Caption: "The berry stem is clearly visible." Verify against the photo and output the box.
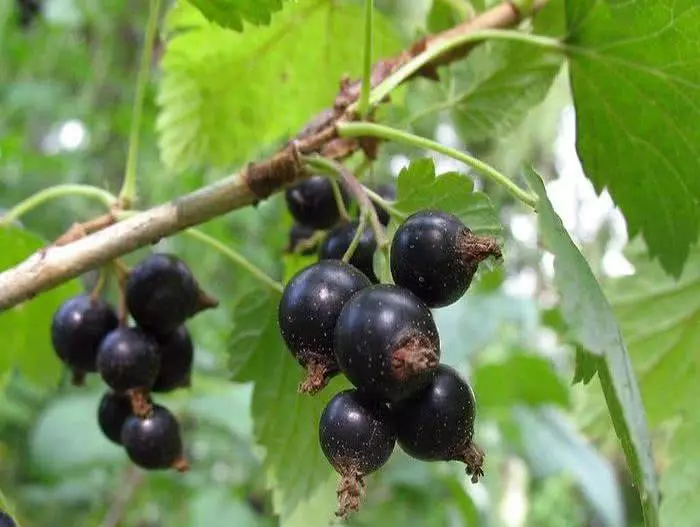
[337,122,539,210]
[90,269,107,301]
[111,259,130,326]
[117,0,161,208]
[342,211,368,264]
[330,179,351,222]
[358,0,374,118]
[362,185,406,221]
[182,228,284,294]
[0,184,117,227]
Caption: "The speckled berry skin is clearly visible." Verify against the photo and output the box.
[152,325,194,393]
[319,389,396,475]
[392,364,476,461]
[96,327,160,393]
[285,176,349,230]
[278,261,371,369]
[333,284,440,403]
[390,210,475,308]
[50,294,119,372]
[319,221,378,283]
[121,405,184,470]
[97,391,136,445]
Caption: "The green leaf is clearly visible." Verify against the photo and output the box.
[158,0,401,172]
[394,158,502,239]
[0,227,82,384]
[185,0,285,31]
[659,417,700,527]
[565,0,700,277]
[474,353,570,410]
[524,168,660,524]
[228,287,347,518]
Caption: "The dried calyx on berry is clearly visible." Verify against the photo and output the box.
[285,175,349,230]
[334,284,441,403]
[390,210,501,308]
[319,221,378,283]
[319,389,396,519]
[278,261,371,394]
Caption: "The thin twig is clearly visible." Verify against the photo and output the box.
[100,466,145,527]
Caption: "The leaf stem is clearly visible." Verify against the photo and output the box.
[118,0,161,208]
[342,211,367,263]
[330,179,350,222]
[358,0,374,117]
[0,184,118,226]
[337,122,538,209]
[182,228,284,294]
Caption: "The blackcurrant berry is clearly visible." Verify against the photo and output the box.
[278,261,371,394]
[50,294,119,385]
[334,284,440,403]
[152,325,194,393]
[318,221,378,283]
[96,327,160,416]
[97,391,140,445]
[392,364,484,483]
[372,183,396,226]
[285,223,318,256]
[285,175,349,230]
[126,253,218,334]
[319,389,396,518]
[0,510,16,527]
[390,210,501,308]
[121,404,188,471]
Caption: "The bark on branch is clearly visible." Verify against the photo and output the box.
[0,0,546,311]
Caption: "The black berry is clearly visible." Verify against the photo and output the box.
[319,221,378,283]
[50,294,119,385]
[372,183,396,226]
[334,284,440,403]
[96,327,160,416]
[121,404,188,471]
[390,210,501,308]
[152,325,194,393]
[278,261,371,394]
[97,391,139,445]
[285,175,349,230]
[126,253,218,334]
[286,223,318,256]
[0,510,16,527]
[319,389,396,518]
[392,364,484,483]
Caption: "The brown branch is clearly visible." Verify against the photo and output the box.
[0,0,548,311]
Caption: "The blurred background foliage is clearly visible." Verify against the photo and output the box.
[0,0,664,525]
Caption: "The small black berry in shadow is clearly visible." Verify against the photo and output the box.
[285,175,349,230]
[319,221,378,283]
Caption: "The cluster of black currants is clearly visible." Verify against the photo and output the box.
[279,177,502,518]
[50,253,217,472]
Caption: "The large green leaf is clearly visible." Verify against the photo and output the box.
[524,169,659,524]
[565,0,700,277]
[0,227,82,384]
[185,0,285,31]
[158,0,401,172]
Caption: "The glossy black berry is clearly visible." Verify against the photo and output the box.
[126,253,218,334]
[97,391,136,445]
[50,294,119,384]
[152,325,194,393]
[334,284,440,403]
[372,183,396,226]
[0,510,16,527]
[319,389,396,518]
[285,175,349,230]
[392,364,484,482]
[319,221,378,283]
[278,261,371,394]
[96,327,160,415]
[286,223,318,256]
[390,210,502,308]
[121,404,188,471]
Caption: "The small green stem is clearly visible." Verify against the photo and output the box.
[363,185,406,221]
[118,0,161,207]
[0,184,117,226]
[358,0,374,117]
[338,122,538,209]
[438,0,473,20]
[183,228,284,294]
[357,29,562,111]
[342,212,367,263]
[330,179,350,221]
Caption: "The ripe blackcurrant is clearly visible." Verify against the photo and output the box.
[390,210,502,308]
[285,175,349,230]
[97,391,143,445]
[0,510,16,527]
[152,325,194,393]
[96,327,160,416]
[392,364,484,483]
[334,284,440,403]
[286,223,318,256]
[278,261,371,394]
[121,404,188,471]
[126,253,218,334]
[318,221,378,283]
[372,183,396,226]
[319,389,396,518]
[50,294,119,385]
